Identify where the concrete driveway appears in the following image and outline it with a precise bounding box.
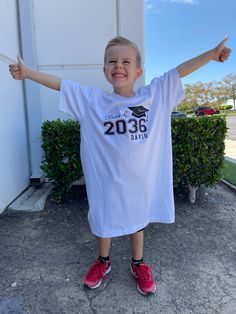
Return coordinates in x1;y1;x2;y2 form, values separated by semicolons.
226;115;236;141
225;115;236;162
0;184;235;314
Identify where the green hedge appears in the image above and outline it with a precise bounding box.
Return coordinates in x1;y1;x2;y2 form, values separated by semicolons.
218;104;233;110
41;116;227;201
41;119;83;201
185;109;194;114
172;115;227;189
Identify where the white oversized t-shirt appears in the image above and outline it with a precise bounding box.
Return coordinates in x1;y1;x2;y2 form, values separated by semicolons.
59;68;184;237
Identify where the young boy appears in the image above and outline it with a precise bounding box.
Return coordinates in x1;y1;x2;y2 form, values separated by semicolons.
9;36;231;295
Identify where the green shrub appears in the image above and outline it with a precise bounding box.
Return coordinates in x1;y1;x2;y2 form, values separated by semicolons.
172;115;227;189
185;109;194;114
41;119;83;201
41;116;227;202
218;104;233;110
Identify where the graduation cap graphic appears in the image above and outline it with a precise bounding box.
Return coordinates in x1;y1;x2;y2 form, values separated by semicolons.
128;106;149;118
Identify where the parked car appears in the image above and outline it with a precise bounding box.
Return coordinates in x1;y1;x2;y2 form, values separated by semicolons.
194;106;220;116
171;111;187;118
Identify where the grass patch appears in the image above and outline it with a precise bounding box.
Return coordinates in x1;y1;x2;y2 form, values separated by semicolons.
186;112;236;117
222;159;236;186
221;111;236;116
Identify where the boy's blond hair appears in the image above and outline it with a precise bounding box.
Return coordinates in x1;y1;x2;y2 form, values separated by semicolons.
104;36;142;68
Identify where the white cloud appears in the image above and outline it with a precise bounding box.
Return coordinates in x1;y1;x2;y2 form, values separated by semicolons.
145;0;198;14
144;0;163;13
165;0;198;4
145;0;160;13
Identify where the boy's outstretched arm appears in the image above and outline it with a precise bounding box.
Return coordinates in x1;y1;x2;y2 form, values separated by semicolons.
9;55;61;90
176;36;231;78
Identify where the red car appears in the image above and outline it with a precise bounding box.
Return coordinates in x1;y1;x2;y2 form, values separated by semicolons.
195;106;220;116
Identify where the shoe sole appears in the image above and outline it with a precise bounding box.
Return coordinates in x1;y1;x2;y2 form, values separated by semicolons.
83;264;111;290
131;266;157;296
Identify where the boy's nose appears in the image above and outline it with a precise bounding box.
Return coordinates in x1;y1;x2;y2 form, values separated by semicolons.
116;63;122;69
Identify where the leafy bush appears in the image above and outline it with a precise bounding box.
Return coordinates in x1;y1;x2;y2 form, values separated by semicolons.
172;115;227;190
41;116;227;202
218;104;233;110
41;119;83;201
185;109;194;114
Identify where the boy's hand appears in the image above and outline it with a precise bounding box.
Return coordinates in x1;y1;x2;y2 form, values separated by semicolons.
177;36;231;77
9;54;61;90
9;54;28;80
213;36;231;62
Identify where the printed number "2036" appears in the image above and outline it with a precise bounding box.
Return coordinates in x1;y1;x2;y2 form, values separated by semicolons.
104;118;147;135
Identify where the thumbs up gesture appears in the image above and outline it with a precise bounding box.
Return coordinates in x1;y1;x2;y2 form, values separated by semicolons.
214;36;231;62
9;54;29;80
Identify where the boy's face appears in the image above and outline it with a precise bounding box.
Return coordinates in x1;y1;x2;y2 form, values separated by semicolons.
103;45;142;97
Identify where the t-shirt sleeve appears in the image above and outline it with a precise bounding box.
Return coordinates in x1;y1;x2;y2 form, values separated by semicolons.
149;68;184;112
59;80;94;121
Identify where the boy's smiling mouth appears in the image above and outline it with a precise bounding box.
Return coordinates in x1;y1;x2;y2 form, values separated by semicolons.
112;73;126;78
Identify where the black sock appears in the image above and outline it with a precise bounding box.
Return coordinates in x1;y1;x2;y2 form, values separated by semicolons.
98;256;110;264
132;257;144;266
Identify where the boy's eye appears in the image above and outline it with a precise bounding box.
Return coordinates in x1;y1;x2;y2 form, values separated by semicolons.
124;60;130;64
109;60;116;64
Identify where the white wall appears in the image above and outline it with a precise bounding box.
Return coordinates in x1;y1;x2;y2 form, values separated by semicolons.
0;0;30;213
32;0;145;121
0;0;144;212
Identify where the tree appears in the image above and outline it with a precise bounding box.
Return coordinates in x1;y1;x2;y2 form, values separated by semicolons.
220;74;236;110
179;81;219;112
178;74;236;112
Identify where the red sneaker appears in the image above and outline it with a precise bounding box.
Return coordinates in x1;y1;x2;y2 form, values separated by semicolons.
131;263;157;295
83;259;111;289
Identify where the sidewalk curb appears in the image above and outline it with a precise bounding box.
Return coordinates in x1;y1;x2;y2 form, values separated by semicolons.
220;179;236;192
8;183;52;212
225;156;236;164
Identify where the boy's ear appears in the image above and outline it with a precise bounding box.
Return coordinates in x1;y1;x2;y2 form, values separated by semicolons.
136;68;143;79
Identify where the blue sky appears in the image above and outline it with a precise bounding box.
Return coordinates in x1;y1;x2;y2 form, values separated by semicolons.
145;0;235;85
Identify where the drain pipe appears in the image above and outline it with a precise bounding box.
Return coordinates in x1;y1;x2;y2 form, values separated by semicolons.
16;0;44;185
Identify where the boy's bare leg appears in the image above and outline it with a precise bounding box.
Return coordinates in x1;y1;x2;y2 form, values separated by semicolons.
83;237;112;289
129;230;156;295
97;237;112;257
130;230;144;260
